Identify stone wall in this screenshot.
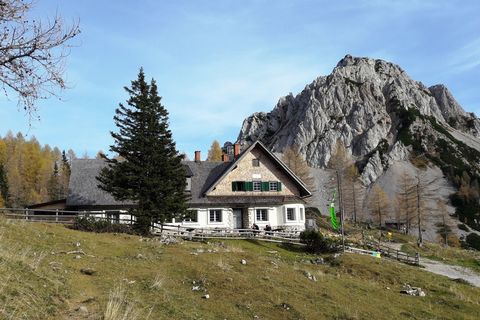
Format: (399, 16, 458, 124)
(208, 148, 299, 197)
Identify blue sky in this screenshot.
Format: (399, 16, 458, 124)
(1, 0, 479, 159)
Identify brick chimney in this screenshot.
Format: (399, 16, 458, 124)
(234, 143, 241, 158)
(194, 150, 201, 162)
(221, 153, 229, 162)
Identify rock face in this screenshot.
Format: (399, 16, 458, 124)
(237, 55, 480, 185)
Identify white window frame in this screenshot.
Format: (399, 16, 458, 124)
(185, 177, 192, 191)
(286, 207, 296, 221)
(183, 209, 198, 223)
(255, 208, 268, 222)
(208, 209, 223, 224)
(269, 181, 278, 191)
(299, 207, 304, 221)
(253, 181, 261, 192)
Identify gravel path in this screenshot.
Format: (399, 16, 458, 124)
(420, 258, 480, 287)
(380, 242, 480, 287)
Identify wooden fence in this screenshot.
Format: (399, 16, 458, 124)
(151, 224, 303, 244)
(0, 208, 304, 244)
(0, 208, 421, 259)
(364, 241, 420, 265)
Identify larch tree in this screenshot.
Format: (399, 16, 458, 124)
(0, 132, 73, 207)
(327, 140, 352, 220)
(368, 184, 390, 230)
(1, 0, 80, 114)
(66, 149, 77, 163)
(97, 69, 188, 235)
(435, 201, 453, 246)
(207, 140, 223, 161)
(282, 145, 316, 194)
(342, 162, 365, 224)
(396, 169, 417, 234)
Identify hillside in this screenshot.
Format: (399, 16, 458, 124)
(0, 218, 479, 319)
(237, 55, 480, 236)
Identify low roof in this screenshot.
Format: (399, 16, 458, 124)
(66, 159, 135, 208)
(66, 159, 223, 207)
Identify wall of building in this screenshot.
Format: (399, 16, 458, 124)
(207, 149, 299, 197)
(171, 204, 306, 231)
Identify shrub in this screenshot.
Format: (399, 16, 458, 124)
(71, 216, 132, 234)
(465, 233, 480, 251)
(300, 230, 340, 253)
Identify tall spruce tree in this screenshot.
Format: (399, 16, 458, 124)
(97, 69, 188, 234)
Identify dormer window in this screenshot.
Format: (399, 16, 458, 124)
(185, 177, 191, 191)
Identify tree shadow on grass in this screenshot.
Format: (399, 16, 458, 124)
(278, 242, 306, 253)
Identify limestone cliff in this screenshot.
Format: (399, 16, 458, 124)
(237, 55, 480, 185)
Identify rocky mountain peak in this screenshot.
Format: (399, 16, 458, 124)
(237, 55, 480, 186)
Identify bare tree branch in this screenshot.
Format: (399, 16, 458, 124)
(0, 0, 80, 115)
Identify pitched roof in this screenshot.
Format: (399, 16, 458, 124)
(66, 159, 226, 207)
(66, 141, 311, 208)
(183, 160, 230, 204)
(66, 159, 135, 208)
(204, 141, 312, 198)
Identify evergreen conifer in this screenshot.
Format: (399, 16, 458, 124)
(97, 69, 188, 234)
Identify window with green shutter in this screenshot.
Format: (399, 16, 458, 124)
(246, 181, 253, 191)
(277, 182, 282, 191)
(232, 181, 247, 191)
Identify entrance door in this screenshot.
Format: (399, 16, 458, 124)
(232, 209, 243, 229)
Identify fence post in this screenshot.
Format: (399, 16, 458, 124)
(56, 209, 59, 222)
(25, 209, 28, 221)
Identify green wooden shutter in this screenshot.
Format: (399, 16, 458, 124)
(246, 181, 253, 191)
(232, 181, 237, 191)
(277, 182, 282, 191)
(261, 182, 269, 192)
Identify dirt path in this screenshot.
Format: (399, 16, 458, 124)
(420, 258, 480, 287)
(380, 242, 480, 287)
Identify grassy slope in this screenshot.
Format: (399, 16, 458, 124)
(0, 218, 479, 320)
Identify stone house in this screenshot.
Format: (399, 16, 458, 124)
(66, 141, 312, 230)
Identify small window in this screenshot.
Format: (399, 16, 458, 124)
(252, 159, 260, 167)
(184, 210, 198, 222)
(185, 177, 192, 191)
(253, 181, 261, 192)
(300, 207, 304, 221)
(256, 209, 268, 221)
(287, 208, 296, 221)
(232, 181, 246, 191)
(209, 209, 222, 222)
(269, 182, 278, 191)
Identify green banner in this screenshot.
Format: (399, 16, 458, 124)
(330, 190, 338, 230)
(330, 202, 338, 230)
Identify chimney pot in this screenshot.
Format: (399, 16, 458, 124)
(234, 143, 241, 158)
(221, 153, 229, 162)
(194, 150, 201, 162)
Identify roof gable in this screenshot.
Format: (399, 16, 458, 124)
(204, 141, 312, 198)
